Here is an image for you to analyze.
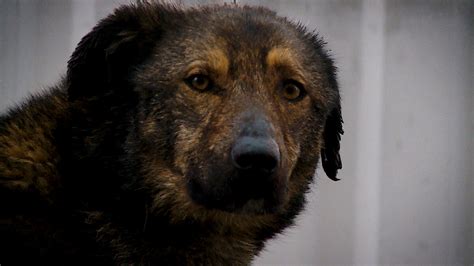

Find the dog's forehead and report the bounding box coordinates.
[158,7,296,53]
[161,8,308,73]
[142,5,325,92]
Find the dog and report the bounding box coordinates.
[0,2,343,264]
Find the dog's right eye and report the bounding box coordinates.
[185,74,212,92]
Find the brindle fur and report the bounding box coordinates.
[0,2,343,264]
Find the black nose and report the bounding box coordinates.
[231,136,280,174]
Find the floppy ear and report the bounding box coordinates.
[66,3,160,100]
[321,104,343,181]
[305,31,343,180]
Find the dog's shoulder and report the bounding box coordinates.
[0,85,68,201]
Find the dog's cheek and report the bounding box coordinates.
[283,106,325,199]
[176,90,235,168]
[135,100,174,155]
[171,92,211,174]
[173,123,205,174]
[276,100,314,175]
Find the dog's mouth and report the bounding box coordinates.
[186,167,288,214]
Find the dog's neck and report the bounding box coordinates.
[84,209,259,265]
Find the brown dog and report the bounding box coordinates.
[0,2,342,264]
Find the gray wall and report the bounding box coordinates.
[0,0,472,265]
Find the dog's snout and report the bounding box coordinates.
[231,136,280,174]
[240,115,275,138]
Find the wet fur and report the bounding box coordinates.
[0,2,343,264]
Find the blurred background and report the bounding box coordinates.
[0,0,472,265]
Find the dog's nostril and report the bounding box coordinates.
[231,137,280,173]
[234,152,278,173]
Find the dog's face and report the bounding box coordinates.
[68,3,342,223]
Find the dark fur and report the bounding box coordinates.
[0,2,343,264]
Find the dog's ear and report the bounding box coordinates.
[305,32,343,180]
[66,3,162,100]
[321,103,343,181]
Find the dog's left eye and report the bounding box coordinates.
[281,80,306,101]
[186,74,212,92]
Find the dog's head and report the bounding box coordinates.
[67,3,342,223]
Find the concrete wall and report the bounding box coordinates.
[0,0,472,264]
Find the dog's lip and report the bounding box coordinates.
[185,161,289,214]
[201,197,282,215]
[187,180,286,215]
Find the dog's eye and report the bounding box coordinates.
[186,74,211,92]
[282,80,306,101]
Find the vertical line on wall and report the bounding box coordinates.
[469,4,474,262]
[353,0,385,264]
[18,1,42,98]
[0,1,20,111]
[71,0,96,53]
